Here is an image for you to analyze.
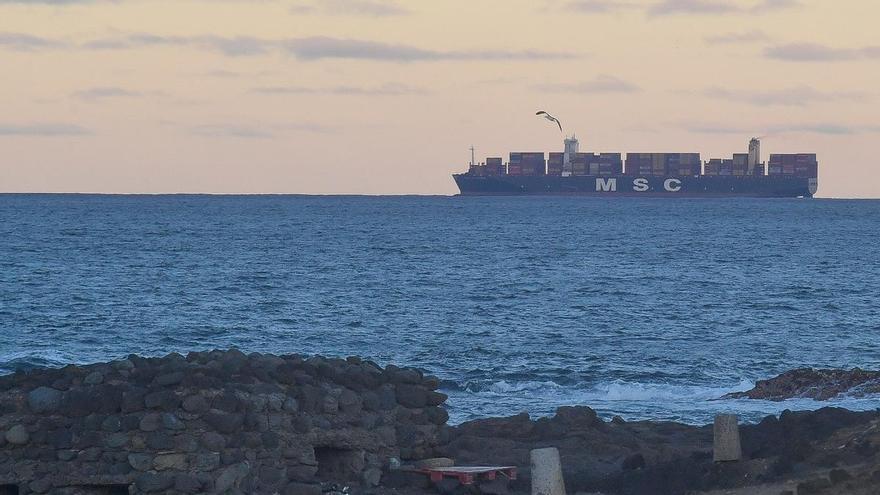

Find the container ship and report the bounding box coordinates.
[454,137,818,197]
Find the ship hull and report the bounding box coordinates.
[453,174,816,198]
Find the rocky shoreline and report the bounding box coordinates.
[1,351,879,495]
[722,368,880,401]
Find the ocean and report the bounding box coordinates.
[1,194,879,424]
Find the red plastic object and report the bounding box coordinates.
[411,466,517,485]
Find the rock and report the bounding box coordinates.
[136,473,175,493]
[797,477,833,494]
[121,388,146,413]
[139,412,162,432]
[79,446,102,461]
[287,465,318,482]
[829,468,852,484]
[215,461,250,492]
[201,431,227,451]
[27,386,63,414]
[284,482,322,495]
[144,390,180,410]
[83,371,104,385]
[48,428,73,448]
[622,453,646,471]
[192,452,221,471]
[57,449,77,461]
[323,395,339,414]
[154,453,188,470]
[283,397,299,412]
[128,453,153,471]
[113,358,135,371]
[396,384,428,408]
[101,415,122,432]
[724,368,880,401]
[204,410,245,434]
[426,406,450,425]
[212,391,245,413]
[182,394,209,413]
[174,473,203,494]
[5,425,29,445]
[105,432,129,449]
[154,371,185,387]
[427,391,448,406]
[161,412,186,430]
[362,467,382,487]
[28,477,53,494]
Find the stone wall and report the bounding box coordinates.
[0,350,448,494]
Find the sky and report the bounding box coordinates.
[0,0,878,196]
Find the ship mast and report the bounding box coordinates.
[469,145,475,167]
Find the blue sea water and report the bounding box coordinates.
[1,194,879,424]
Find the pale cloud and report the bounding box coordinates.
[703,86,868,106]
[533,75,639,93]
[649,0,737,16]
[251,83,426,96]
[0,32,67,50]
[290,0,409,16]
[765,43,880,62]
[704,30,769,44]
[190,123,331,139]
[684,122,876,135]
[648,0,800,16]
[72,87,143,101]
[283,37,576,61]
[0,0,96,3]
[84,34,275,56]
[0,123,91,136]
[63,33,578,61]
[564,0,638,13]
[190,125,274,139]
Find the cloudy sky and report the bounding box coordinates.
[1,0,878,196]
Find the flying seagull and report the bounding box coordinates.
[536,111,562,132]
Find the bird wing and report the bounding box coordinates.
[556,119,563,132]
[536,111,547,116]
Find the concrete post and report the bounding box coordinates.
[713,414,742,462]
[530,447,566,495]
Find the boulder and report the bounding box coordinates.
[724,368,880,401]
[83,371,104,385]
[27,387,63,414]
[136,473,175,493]
[5,425,29,445]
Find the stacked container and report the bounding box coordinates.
[521,152,546,176]
[624,153,653,175]
[547,152,564,176]
[508,152,523,176]
[570,152,588,176]
[598,153,623,175]
[704,159,721,176]
[769,154,818,177]
[625,153,700,176]
[732,154,749,176]
[486,157,505,175]
[677,153,702,176]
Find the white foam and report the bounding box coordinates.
[444,378,880,425]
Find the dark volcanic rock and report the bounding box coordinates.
[0,349,445,495]
[724,368,880,401]
[27,386,63,414]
